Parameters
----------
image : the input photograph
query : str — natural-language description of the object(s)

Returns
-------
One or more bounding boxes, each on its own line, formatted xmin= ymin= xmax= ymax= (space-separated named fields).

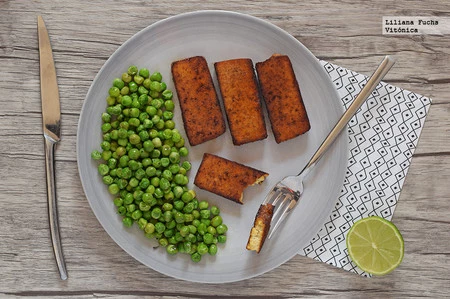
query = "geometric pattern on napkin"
xmin=300 ymin=61 xmax=432 ymax=276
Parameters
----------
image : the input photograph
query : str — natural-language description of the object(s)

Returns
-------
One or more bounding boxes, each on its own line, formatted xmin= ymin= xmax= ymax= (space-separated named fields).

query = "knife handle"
xmin=44 ymin=137 xmax=68 ymax=280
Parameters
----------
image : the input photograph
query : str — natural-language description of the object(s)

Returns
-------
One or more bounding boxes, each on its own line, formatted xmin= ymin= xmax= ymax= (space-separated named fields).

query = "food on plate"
xmin=171 ymin=56 xmax=226 ymax=146
xmin=91 ymin=65 xmax=228 ymax=263
xmin=194 ymin=153 xmax=269 ymax=204
xmin=255 ymin=54 xmax=311 ymax=143
xmin=214 ymin=58 xmax=267 ymax=145
xmin=246 ymin=204 xmax=274 ymax=253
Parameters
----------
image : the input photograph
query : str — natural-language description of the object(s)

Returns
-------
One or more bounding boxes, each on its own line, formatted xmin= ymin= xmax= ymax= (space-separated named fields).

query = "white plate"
xmin=77 ymin=10 xmax=348 ymax=283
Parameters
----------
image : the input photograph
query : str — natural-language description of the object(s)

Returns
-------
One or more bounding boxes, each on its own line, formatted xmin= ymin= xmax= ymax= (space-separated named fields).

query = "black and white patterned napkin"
xmin=299 ymin=61 xmax=432 ymax=276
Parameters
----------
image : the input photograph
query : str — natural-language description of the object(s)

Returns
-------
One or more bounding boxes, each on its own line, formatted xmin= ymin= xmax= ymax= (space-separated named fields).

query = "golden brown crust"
xmin=246 ymin=204 xmax=274 ymax=253
xmin=214 ymin=58 xmax=267 ymax=145
xmin=193 ymin=153 xmax=269 ymax=204
xmin=255 ymin=54 xmax=311 ymax=143
xmin=171 ymin=56 xmax=226 ymax=146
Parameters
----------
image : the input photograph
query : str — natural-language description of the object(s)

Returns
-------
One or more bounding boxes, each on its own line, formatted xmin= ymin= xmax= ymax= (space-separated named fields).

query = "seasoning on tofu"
xmin=194 ymin=153 xmax=268 ymax=204
xmin=255 ymin=54 xmax=311 ymax=143
xmin=246 ymin=204 xmax=274 ymax=253
xmin=171 ymin=56 xmax=226 ymax=146
xmin=214 ymin=58 xmax=267 ymax=145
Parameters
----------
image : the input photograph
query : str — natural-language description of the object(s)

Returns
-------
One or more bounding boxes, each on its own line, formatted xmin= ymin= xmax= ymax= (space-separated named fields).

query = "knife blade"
xmin=38 ymin=15 xmax=68 ymax=280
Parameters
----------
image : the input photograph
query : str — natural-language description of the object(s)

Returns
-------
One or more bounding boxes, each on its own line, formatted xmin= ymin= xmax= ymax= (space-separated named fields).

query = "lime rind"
xmin=346 ymin=216 xmax=404 ymax=276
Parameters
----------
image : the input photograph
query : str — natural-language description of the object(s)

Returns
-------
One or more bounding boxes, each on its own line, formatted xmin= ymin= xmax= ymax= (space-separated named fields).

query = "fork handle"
xmin=300 ymin=55 xmax=396 ymax=177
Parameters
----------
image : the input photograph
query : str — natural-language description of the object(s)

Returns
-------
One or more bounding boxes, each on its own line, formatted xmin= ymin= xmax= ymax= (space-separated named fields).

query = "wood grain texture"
xmin=1 ymin=0 xmax=449 ymax=297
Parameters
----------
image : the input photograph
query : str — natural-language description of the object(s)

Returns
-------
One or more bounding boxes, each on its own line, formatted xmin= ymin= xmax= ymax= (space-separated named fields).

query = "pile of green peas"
xmin=91 ymin=65 xmax=227 ymax=262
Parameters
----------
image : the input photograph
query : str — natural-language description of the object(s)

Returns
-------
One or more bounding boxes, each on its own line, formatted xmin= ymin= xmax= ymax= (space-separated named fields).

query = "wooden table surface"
xmin=1 ymin=0 xmax=449 ymax=297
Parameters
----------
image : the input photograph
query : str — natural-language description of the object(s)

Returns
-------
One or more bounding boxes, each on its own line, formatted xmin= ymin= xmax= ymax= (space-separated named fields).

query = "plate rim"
xmin=76 ymin=9 xmax=347 ymax=283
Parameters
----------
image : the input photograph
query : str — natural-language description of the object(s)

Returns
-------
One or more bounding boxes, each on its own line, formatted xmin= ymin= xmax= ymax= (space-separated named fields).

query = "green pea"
xmin=181 ymin=190 xmax=195 ymax=203
xmin=109 ymin=86 xmax=120 ymax=97
xmin=192 ymin=209 xmax=200 ymax=220
xmin=179 ymin=225 xmax=190 ymax=237
xmin=122 ymin=217 xmax=133 ymax=227
xmin=152 ymin=158 xmax=161 ymax=168
xmin=211 ymin=215 xmax=223 ymax=227
xmin=101 ymin=112 xmax=111 ymax=123
xmin=138 ymin=68 xmax=150 ymax=78
xmin=127 ymin=65 xmax=138 ymax=75
xmin=120 ymin=86 xmax=130 ymax=95
xmin=91 ymin=150 xmax=102 ymax=160
xmin=191 ymin=252 xmax=201 ymax=263
xmin=149 ymin=177 xmax=159 ymax=188
xmin=129 ymin=81 xmax=138 ymax=92
xmin=175 ymin=137 xmax=185 ymax=148
xmin=117 ymin=206 xmax=127 ymax=216
xmin=139 ymin=178 xmax=150 ymax=189
xmin=146 ymin=105 xmax=157 ymax=116
xmin=162 ymin=210 xmax=172 ymax=223
xmin=122 ymin=72 xmax=132 ymax=83
xmin=127 ymin=148 xmax=139 ymax=160
xmin=141 ymin=158 xmax=152 ymax=167
xmin=216 ymin=224 xmax=228 ymax=234
xmin=137 ymin=85 xmax=147 ymax=95
xmin=138 ymin=217 xmax=148 ymax=230
xmin=203 ymin=233 xmax=214 ymax=245
xmin=198 ymin=200 xmax=209 ymax=210
xmin=164 ymin=228 xmax=174 ymax=238
xmin=141 ymin=192 xmax=154 ymax=204
xmin=166 ymin=219 xmax=176 ymax=230
xmin=139 ymin=201 xmax=151 ymax=212
xmin=217 ymin=235 xmax=227 ymax=243
xmin=123 ymin=193 xmax=134 ymax=205
xmin=155 ymin=222 xmax=165 ymax=234
xmin=150 ymin=71 xmax=162 ymax=82
xmin=197 ymin=223 xmax=207 ymax=235
xmin=163 ymin=111 xmax=173 ymax=121
xmin=162 ymin=90 xmax=173 ymax=101
xmin=151 ymin=207 xmax=162 ymax=219
xmin=121 ymin=167 xmax=132 ymax=179
xmin=209 ymin=244 xmax=218 ymax=255
xmin=158 ymin=237 xmax=168 ymax=247
xmin=113 ymin=78 xmax=125 ymax=89
xmin=174 ymin=174 xmax=185 ymax=185
xmin=120 ymin=95 xmax=131 ymax=107
xmin=131 ymin=210 xmax=142 ymax=220
xmin=113 ymin=197 xmax=124 ymax=207
xmin=143 ymin=78 xmax=151 ymax=89
xmin=201 ymin=219 xmax=211 ymax=227
xmin=179 ymin=147 xmax=189 ymax=157
xmin=102 ymin=175 xmax=113 ymax=185
xmin=197 ymin=243 xmax=208 ymax=255
xmin=174 ymin=211 xmax=185 ymax=224
xmin=134 ymin=75 xmax=144 ymax=85
xmin=98 ymin=164 xmax=109 ymax=176
xmin=152 ymin=137 xmax=162 ymax=148
xmin=144 ymin=223 xmax=155 ymax=234
xmin=183 ymin=202 xmax=194 ymax=214
xmin=127 ymin=204 xmax=136 ymax=213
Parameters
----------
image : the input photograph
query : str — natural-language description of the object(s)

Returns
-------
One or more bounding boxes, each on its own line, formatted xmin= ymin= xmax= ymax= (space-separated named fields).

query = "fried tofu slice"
xmin=171 ymin=56 xmax=226 ymax=146
xmin=194 ymin=153 xmax=268 ymax=204
xmin=255 ymin=54 xmax=311 ymax=143
xmin=214 ymin=58 xmax=267 ymax=145
xmin=246 ymin=204 xmax=274 ymax=253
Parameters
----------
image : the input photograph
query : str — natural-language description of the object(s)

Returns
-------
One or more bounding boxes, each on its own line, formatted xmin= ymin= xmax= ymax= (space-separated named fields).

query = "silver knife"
xmin=38 ymin=15 xmax=68 ymax=280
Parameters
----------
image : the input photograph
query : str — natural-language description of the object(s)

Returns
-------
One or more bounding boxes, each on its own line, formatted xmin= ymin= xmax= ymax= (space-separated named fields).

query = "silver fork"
xmin=263 ymin=55 xmax=396 ymax=240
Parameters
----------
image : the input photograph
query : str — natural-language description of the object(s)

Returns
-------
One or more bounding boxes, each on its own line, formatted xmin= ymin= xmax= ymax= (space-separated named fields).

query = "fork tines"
xmin=263 ymin=184 xmax=297 ymax=239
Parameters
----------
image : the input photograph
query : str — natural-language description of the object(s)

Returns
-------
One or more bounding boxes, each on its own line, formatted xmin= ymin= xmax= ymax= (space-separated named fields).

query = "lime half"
xmin=346 ymin=216 xmax=404 ymax=275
